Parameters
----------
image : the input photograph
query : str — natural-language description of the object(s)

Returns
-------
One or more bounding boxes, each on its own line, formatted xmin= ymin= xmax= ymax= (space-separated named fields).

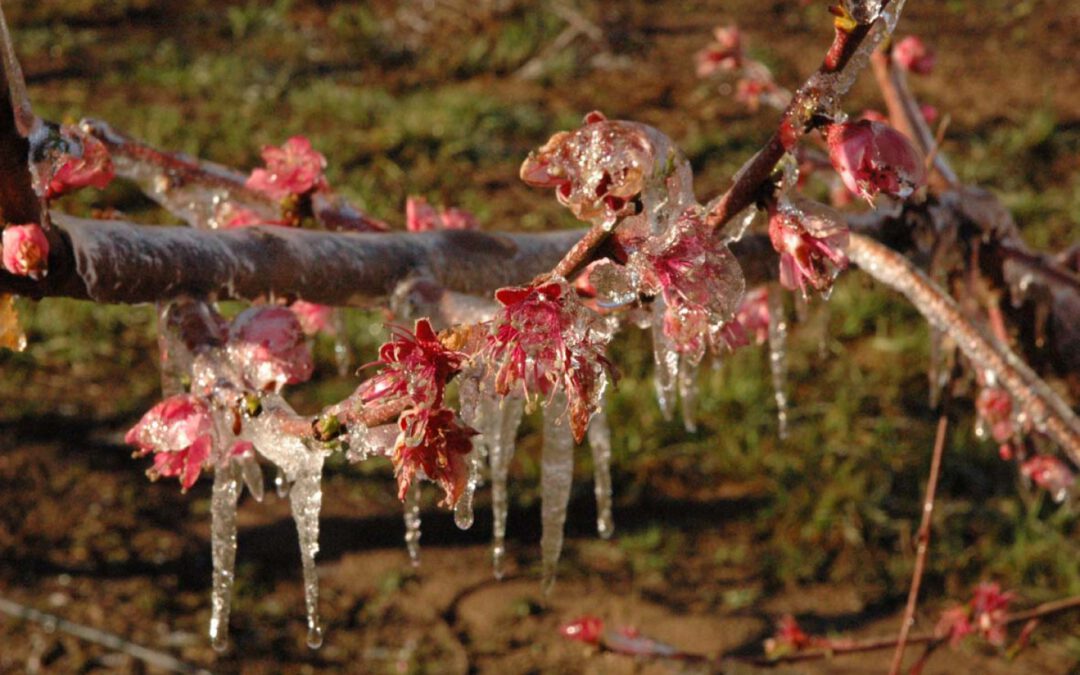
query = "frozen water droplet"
xmin=540 ymin=391 xmax=575 ymax=596
xmin=454 ymin=446 xmax=484 ymax=530
xmin=767 ymin=287 xmax=790 ymax=440
xmin=306 ymin=624 xmax=324 ymax=650
xmin=650 ymin=300 xmax=679 ymax=421
xmin=404 ymin=480 xmax=422 ymax=567
xmin=211 ymin=634 xmax=229 ymax=653
xmin=587 ymin=404 xmax=614 ymax=539
xmin=208 ymin=467 xmax=240 ymax=653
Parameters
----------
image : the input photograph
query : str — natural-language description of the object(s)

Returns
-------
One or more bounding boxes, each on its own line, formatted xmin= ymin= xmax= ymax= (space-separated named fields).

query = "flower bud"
xmin=893 ymin=36 xmax=935 ymax=75
xmin=2 ymin=224 xmax=50 ymax=279
xmin=826 ymin=120 xmax=926 ymax=202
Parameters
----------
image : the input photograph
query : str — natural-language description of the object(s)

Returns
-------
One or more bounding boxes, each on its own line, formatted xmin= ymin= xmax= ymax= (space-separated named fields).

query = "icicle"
xmin=490 ymin=396 xmax=524 ymax=579
xmin=331 ymin=308 xmax=351 ymax=377
xmin=454 ymin=446 xmax=483 ymax=530
xmin=587 ymin=407 xmax=614 ymax=540
xmin=928 ymin=327 xmax=950 ymax=409
xmin=540 ymin=391 xmax=575 ymax=596
xmin=650 ymin=300 xmax=679 ymax=421
xmin=237 ymin=455 xmax=265 ymax=502
xmin=767 ymin=287 xmax=790 ymax=440
xmin=274 ymin=467 xmax=290 ymax=498
xmin=678 ymin=357 xmax=700 ymax=434
xmin=289 ymin=452 xmax=327 ymax=650
xmin=208 ymin=465 xmax=241 ymax=652
xmin=403 ymin=480 xmax=422 ymax=568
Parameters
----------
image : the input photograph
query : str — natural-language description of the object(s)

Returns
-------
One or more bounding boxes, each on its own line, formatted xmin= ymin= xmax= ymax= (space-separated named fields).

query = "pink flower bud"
xmin=767 ymin=199 xmax=849 ymax=297
xmin=920 ymin=104 xmax=939 ymax=125
xmin=893 ymin=36 xmax=935 ymax=75
xmin=826 ymin=120 xmax=926 ymax=202
xmin=1020 ymin=456 xmax=1075 ymax=498
xmin=975 ymin=387 xmax=1014 ymax=443
xmin=125 ymin=394 xmax=214 ymax=491
xmin=2 ymin=224 xmax=50 ymax=280
xmin=245 ymin=136 xmax=327 ymax=201
xmin=405 ymin=195 xmax=441 ymax=232
xmin=289 ymin=300 xmax=334 ymax=336
xmin=970 ymin=582 xmax=1013 ymax=646
xmin=227 ymin=306 xmax=314 ymax=391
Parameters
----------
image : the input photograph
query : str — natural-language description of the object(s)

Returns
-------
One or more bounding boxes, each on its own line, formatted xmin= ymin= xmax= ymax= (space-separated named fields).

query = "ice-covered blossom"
xmin=826 ymin=120 xmax=926 ymax=202
xmin=289 ymin=300 xmax=334 ymax=336
xmin=227 ymin=306 xmax=314 ymax=391
xmin=2 ymin=224 xmax=49 ymax=280
xmin=695 ymin=25 xmax=743 ymax=76
xmin=486 ymin=279 xmax=612 ymax=441
xmin=1020 ymin=456 xmax=1075 ymax=497
xmin=970 ymin=582 xmax=1014 ymax=646
xmin=559 ymin=616 xmax=604 ymax=645
xmin=392 ymin=407 xmax=476 ymax=507
xmin=768 ymin=198 xmax=850 ymax=297
xmin=44 ymin=131 xmax=115 ymax=199
xmin=976 ymin=386 xmax=1014 ymax=444
xmin=246 ymin=136 xmax=327 ymax=201
xmin=893 ymin=36 xmax=935 ymax=75
xmin=520 ymin=112 xmax=652 ymax=228
xmin=358 ymin=318 xmax=464 ymax=409
xmin=125 ymin=394 xmax=213 ymax=491
xmin=405 ymin=196 xmax=480 ymax=232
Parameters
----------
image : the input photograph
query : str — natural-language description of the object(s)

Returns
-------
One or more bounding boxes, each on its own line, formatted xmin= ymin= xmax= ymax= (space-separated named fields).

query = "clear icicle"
xmin=155 ymin=302 xmax=191 ymax=397
xmin=650 ymin=300 xmax=679 ymax=421
xmin=767 ymin=287 xmax=790 ymax=440
xmin=208 ymin=465 xmax=241 ymax=653
xmin=403 ymin=480 xmax=422 ymax=568
xmin=289 ymin=453 xmax=327 ymax=650
xmin=587 ymin=407 xmax=614 ymax=540
xmin=454 ymin=446 xmax=483 ymax=530
xmin=678 ymin=357 xmax=700 ymax=434
xmin=928 ymin=327 xmax=950 ymax=409
xmin=490 ymin=396 xmax=524 ymax=579
xmin=331 ymin=308 xmax=352 ymax=377
xmin=540 ymin=391 xmax=575 ymax=596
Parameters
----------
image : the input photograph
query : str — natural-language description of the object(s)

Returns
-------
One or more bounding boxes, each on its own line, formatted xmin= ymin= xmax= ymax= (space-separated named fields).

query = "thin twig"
xmin=889 ymin=411 xmax=949 ymax=675
xmin=0 ymin=595 xmax=209 ymax=674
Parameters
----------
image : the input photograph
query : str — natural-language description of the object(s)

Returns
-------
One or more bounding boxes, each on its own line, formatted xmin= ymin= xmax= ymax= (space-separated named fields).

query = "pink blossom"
xmin=289 ymin=300 xmax=334 ymax=336
xmin=45 ymin=131 xmax=115 ymax=199
xmin=695 ymin=25 xmax=743 ymax=77
xmin=768 ymin=199 xmax=849 ymax=297
xmin=487 ymin=279 xmax=612 ymax=442
xmin=893 ymin=36 xmax=936 ymax=75
xmin=559 ymin=615 xmax=604 ymax=645
xmin=1020 ymin=456 xmax=1075 ymax=497
xmin=520 ymin=112 xmax=653 ymax=228
xmin=392 ymin=407 xmax=476 ymax=507
xmin=826 ymin=120 xmax=926 ymax=202
xmin=975 ymin=387 xmax=1014 ymax=443
xmin=245 ymin=136 xmax=327 ymax=201
xmin=439 ymin=206 xmax=479 ymax=230
xmin=970 ymin=582 xmax=1014 ymax=646
xmin=734 ymin=76 xmax=778 ymax=112
xmin=125 ymin=394 xmax=214 ymax=491
xmin=921 ymin=104 xmax=939 ymax=125
xmin=934 ymin=605 xmax=974 ymax=648
xmin=358 ymin=318 xmax=464 ymax=409
xmin=2 ymin=224 xmax=50 ymax=280
xmin=227 ymin=306 xmax=314 ymax=391
xmin=405 ymin=195 xmax=441 ymax=232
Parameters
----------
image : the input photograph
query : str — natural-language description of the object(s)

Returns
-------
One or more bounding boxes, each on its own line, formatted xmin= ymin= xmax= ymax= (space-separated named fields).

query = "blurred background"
xmin=0 ymin=0 xmax=1077 ymax=672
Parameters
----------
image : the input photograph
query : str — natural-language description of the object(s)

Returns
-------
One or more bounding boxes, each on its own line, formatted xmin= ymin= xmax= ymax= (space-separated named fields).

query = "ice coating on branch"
xmin=767 ymin=287 xmax=790 ymax=440
xmin=246 ymin=136 xmax=327 ymax=201
xmin=2 ymin=224 xmax=49 ymax=280
xmin=27 ymin=123 xmax=115 ymax=200
xmin=540 ymin=391 xmax=575 ymax=596
xmin=768 ymin=195 xmax=850 ymax=298
xmin=826 ymin=120 xmax=926 ymax=203
xmin=486 ymin=278 xmax=613 ymax=442
xmin=227 ymin=306 xmax=314 ymax=392
xmin=403 ymin=479 xmax=422 ymax=567
xmin=587 ymin=405 xmax=614 ymax=539
xmin=520 ymin=111 xmax=693 ymax=232
xmin=209 ymin=465 xmax=241 ymax=652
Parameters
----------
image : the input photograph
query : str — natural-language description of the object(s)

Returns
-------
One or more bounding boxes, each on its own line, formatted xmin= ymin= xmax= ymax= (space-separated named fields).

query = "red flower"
xmin=358 ymin=318 xmax=464 ymax=409
xmin=696 ymin=25 xmax=743 ymax=77
xmin=893 ymin=36 xmax=935 ymax=75
xmin=934 ymin=605 xmax=974 ymax=648
xmin=826 ymin=120 xmax=926 ymax=202
xmin=44 ymin=129 xmax=114 ymax=199
xmin=125 ymin=394 xmax=214 ymax=491
xmin=392 ymin=407 xmax=476 ymax=507
xmin=970 ymin=582 xmax=1014 ymax=646
xmin=227 ymin=306 xmax=314 ymax=391
xmin=559 ymin=615 xmax=604 ymax=645
xmin=245 ymin=136 xmax=327 ymax=201
xmin=2 ymin=224 xmax=49 ymax=280
xmin=975 ymin=386 xmax=1014 ymax=443
xmin=1020 ymin=456 xmax=1075 ymax=498
xmin=768 ymin=199 xmax=849 ymax=297
xmin=520 ymin=112 xmax=653 ymax=228
xmin=487 ymin=280 xmax=613 ymax=442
